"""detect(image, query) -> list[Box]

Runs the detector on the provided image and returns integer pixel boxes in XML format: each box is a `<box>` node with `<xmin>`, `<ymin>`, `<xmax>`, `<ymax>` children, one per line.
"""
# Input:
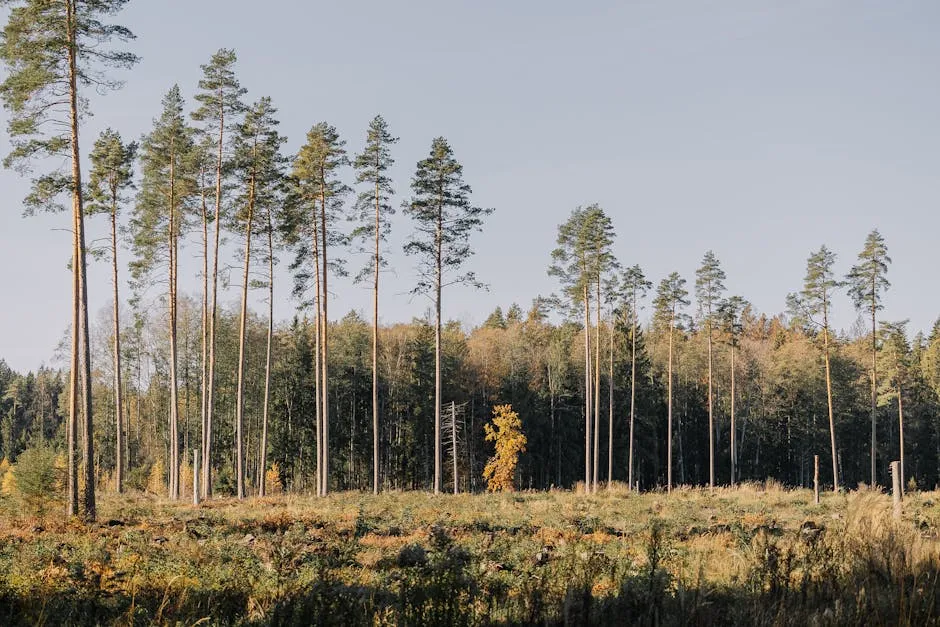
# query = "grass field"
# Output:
<box><xmin>1</xmin><ymin>484</ymin><xmax>939</xmax><ymax>625</ymax></box>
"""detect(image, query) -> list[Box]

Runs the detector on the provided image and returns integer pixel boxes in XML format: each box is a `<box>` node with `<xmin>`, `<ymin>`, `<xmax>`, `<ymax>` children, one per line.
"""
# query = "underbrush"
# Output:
<box><xmin>0</xmin><ymin>487</ymin><xmax>937</xmax><ymax>625</ymax></box>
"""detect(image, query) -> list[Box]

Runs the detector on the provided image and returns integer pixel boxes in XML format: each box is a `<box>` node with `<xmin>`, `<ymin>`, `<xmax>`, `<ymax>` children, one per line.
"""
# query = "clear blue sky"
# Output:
<box><xmin>1</xmin><ymin>1</ymin><xmax>939</xmax><ymax>373</ymax></box>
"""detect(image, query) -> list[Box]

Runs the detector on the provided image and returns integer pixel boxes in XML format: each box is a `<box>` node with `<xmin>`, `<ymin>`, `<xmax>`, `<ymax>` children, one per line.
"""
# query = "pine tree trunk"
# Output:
<box><xmin>583</xmin><ymin>284</ymin><xmax>591</xmax><ymax>491</ymax></box>
<box><xmin>898</xmin><ymin>382</ymin><xmax>905</xmax><ymax>496</ymax></box>
<box><xmin>234</xmin><ymin>174</ymin><xmax>255</xmax><ymax>500</ymax></box>
<box><xmin>433</xmin><ymin>199</ymin><xmax>443</xmax><ymax>495</ymax></box>
<box><xmin>628</xmin><ymin>294</ymin><xmax>637</xmax><ymax>492</ymax></box>
<box><xmin>111</xmin><ymin>202</ymin><xmax>124</xmax><ymax>493</ymax></box>
<box><xmin>730</xmin><ymin>338</ymin><xmax>736</xmax><ymax>486</ymax></box>
<box><xmin>667</xmin><ymin>310</ymin><xmax>674</xmax><ymax>493</ymax></box>
<box><xmin>373</xmin><ymin>179</ymin><xmax>380</xmax><ymax>495</ymax></box>
<box><xmin>259</xmin><ymin>213</ymin><xmax>273</xmax><ymax>497</ymax></box>
<box><xmin>204</xmin><ymin>90</ymin><xmax>226</xmax><ymax>499</ymax></box>
<box><xmin>607</xmin><ymin>315</ymin><xmax>614</xmax><ymax>487</ymax></box>
<box><xmin>871</xmin><ymin>298</ymin><xmax>877</xmax><ymax>487</ymax></box>
<box><xmin>168</xmin><ymin>153</ymin><xmax>180</xmax><ymax>500</ymax></box>
<box><xmin>66</xmin><ymin>0</ymin><xmax>95</xmax><ymax>520</ymax></box>
<box><xmin>593</xmin><ymin>278</ymin><xmax>600</xmax><ymax>492</ymax></box>
<box><xmin>68</xmin><ymin>194</ymin><xmax>79</xmax><ymax>518</ymax></box>
<box><xmin>319</xmin><ymin>177</ymin><xmax>330</xmax><ymax>496</ymax></box>
<box><xmin>199</xmin><ymin>173</ymin><xmax>209</xmax><ymax>500</ymax></box>
<box><xmin>823</xmin><ymin>300</ymin><xmax>838</xmax><ymax>492</ymax></box>
<box><xmin>707</xmin><ymin>312</ymin><xmax>714</xmax><ymax>490</ymax></box>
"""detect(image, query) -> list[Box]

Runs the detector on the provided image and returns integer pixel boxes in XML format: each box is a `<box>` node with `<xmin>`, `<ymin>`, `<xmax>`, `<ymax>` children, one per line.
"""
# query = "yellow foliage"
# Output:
<box><xmin>265</xmin><ymin>462</ymin><xmax>283</xmax><ymax>495</ymax></box>
<box><xmin>147</xmin><ymin>459</ymin><xmax>165</xmax><ymax>496</ymax></box>
<box><xmin>482</xmin><ymin>404</ymin><xmax>527</xmax><ymax>492</ymax></box>
<box><xmin>1</xmin><ymin>465</ymin><xmax>16</xmax><ymax>497</ymax></box>
<box><xmin>0</xmin><ymin>457</ymin><xmax>10</xmax><ymax>476</ymax></box>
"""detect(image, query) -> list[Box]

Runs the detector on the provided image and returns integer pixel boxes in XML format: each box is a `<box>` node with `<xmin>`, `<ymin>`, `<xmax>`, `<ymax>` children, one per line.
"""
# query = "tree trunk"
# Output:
<box><xmin>667</xmin><ymin>309</ymin><xmax>674</xmax><ymax>493</ymax></box>
<box><xmin>823</xmin><ymin>300</ymin><xmax>838</xmax><ymax>492</ymax></box>
<box><xmin>628</xmin><ymin>294</ymin><xmax>637</xmax><ymax>492</ymax></box>
<box><xmin>593</xmin><ymin>278</ymin><xmax>601</xmax><ymax>492</ymax></box>
<box><xmin>707</xmin><ymin>310</ymin><xmax>714</xmax><ymax>490</ymax></box>
<box><xmin>234</xmin><ymin>172</ymin><xmax>255</xmax><ymax>500</ymax></box>
<box><xmin>199</xmin><ymin>170</ymin><xmax>209</xmax><ymax>500</ymax></box>
<box><xmin>870</xmin><ymin>298</ymin><xmax>877</xmax><ymax>487</ymax></box>
<box><xmin>583</xmin><ymin>283</ymin><xmax>592</xmax><ymax>491</ymax></box>
<box><xmin>67</xmin><ymin>0</ymin><xmax>95</xmax><ymax>520</ymax></box>
<box><xmin>312</xmin><ymin>216</ymin><xmax>322</xmax><ymax>496</ymax></box>
<box><xmin>607</xmin><ymin>314</ymin><xmax>614</xmax><ymax>487</ymax></box>
<box><xmin>167</xmin><ymin>151</ymin><xmax>180</xmax><ymax>500</ymax></box>
<box><xmin>111</xmin><ymin>200</ymin><xmax>124</xmax><ymax>493</ymax></box>
<box><xmin>373</xmin><ymin>178</ymin><xmax>380</xmax><ymax>494</ymax></box>
<box><xmin>898</xmin><ymin>382</ymin><xmax>905</xmax><ymax>496</ymax></box>
<box><xmin>433</xmin><ymin>198</ymin><xmax>443</xmax><ymax>494</ymax></box>
<box><xmin>319</xmin><ymin>174</ymin><xmax>330</xmax><ymax>495</ymax></box>
<box><xmin>259</xmin><ymin>211</ymin><xmax>273</xmax><ymax>497</ymax></box>
<box><xmin>204</xmin><ymin>87</ymin><xmax>226</xmax><ymax>499</ymax></box>
<box><xmin>730</xmin><ymin>338</ymin><xmax>736</xmax><ymax>486</ymax></box>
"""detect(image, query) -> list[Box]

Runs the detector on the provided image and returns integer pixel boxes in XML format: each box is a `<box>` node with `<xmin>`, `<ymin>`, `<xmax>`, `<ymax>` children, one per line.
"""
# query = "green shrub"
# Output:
<box><xmin>12</xmin><ymin>445</ymin><xmax>60</xmax><ymax>517</ymax></box>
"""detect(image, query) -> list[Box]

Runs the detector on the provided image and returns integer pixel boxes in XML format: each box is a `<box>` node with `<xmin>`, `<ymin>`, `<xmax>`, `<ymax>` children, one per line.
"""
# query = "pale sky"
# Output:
<box><xmin>1</xmin><ymin>1</ymin><xmax>939</xmax><ymax>373</ymax></box>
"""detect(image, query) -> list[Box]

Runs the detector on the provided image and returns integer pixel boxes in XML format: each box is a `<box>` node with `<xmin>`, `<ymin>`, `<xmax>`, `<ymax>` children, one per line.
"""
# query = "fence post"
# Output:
<box><xmin>813</xmin><ymin>455</ymin><xmax>819</xmax><ymax>505</ymax></box>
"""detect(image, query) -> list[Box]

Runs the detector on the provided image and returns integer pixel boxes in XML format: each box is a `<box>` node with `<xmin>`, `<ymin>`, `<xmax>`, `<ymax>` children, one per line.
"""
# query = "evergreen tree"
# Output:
<box><xmin>695</xmin><ymin>251</ymin><xmax>726</xmax><ymax>489</ymax></box>
<box><xmin>879</xmin><ymin>320</ymin><xmax>909</xmax><ymax>492</ymax></box>
<box><xmin>289</xmin><ymin>122</ymin><xmax>350</xmax><ymax>495</ymax></box>
<box><xmin>788</xmin><ymin>246</ymin><xmax>842</xmax><ymax>492</ymax></box>
<box><xmin>191</xmin><ymin>48</ymin><xmax>246</xmax><ymax>498</ymax></box>
<box><xmin>548</xmin><ymin>205</ymin><xmax>614</xmax><ymax>491</ymax></box>
<box><xmin>718</xmin><ymin>295</ymin><xmax>748</xmax><ymax>485</ymax></box>
<box><xmin>231</xmin><ymin>97</ymin><xmax>286</xmax><ymax>499</ymax></box>
<box><xmin>0</xmin><ymin>0</ymin><xmax>137</xmax><ymax>521</ymax></box>
<box><xmin>846</xmin><ymin>229</ymin><xmax>890</xmax><ymax>487</ymax></box>
<box><xmin>352</xmin><ymin>115</ymin><xmax>398</xmax><ymax>494</ymax></box>
<box><xmin>653</xmin><ymin>272</ymin><xmax>689</xmax><ymax>492</ymax></box>
<box><xmin>620</xmin><ymin>265</ymin><xmax>651</xmax><ymax>491</ymax></box>
<box><xmin>404</xmin><ymin>137</ymin><xmax>493</xmax><ymax>494</ymax></box>
<box><xmin>131</xmin><ymin>85</ymin><xmax>199</xmax><ymax>500</ymax></box>
<box><xmin>87</xmin><ymin>128</ymin><xmax>136</xmax><ymax>493</ymax></box>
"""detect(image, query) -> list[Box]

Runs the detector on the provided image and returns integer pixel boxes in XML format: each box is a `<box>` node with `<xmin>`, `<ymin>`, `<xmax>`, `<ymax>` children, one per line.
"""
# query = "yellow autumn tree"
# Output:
<box><xmin>483</xmin><ymin>404</ymin><xmax>527</xmax><ymax>492</ymax></box>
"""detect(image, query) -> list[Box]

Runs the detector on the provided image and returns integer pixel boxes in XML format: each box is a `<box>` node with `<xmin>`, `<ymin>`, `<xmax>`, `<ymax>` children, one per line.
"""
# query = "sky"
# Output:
<box><xmin>1</xmin><ymin>1</ymin><xmax>939</xmax><ymax>373</ymax></box>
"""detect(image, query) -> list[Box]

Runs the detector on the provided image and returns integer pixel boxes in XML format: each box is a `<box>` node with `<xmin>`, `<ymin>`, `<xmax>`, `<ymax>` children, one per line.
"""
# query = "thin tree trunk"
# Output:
<box><xmin>730</xmin><ymin>337</ymin><xmax>736</xmax><ymax>486</ymax></box>
<box><xmin>204</xmin><ymin>85</ymin><xmax>226</xmax><ymax>499</ymax></box>
<box><xmin>583</xmin><ymin>284</ymin><xmax>592</xmax><ymax>491</ymax></box>
<box><xmin>707</xmin><ymin>310</ymin><xmax>714</xmax><ymax>490</ymax></box>
<box><xmin>628</xmin><ymin>294</ymin><xmax>637</xmax><ymax>492</ymax></box>
<box><xmin>372</xmin><ymin>178</ymin><xmax>380</xmax><ymax>494</ymax></box>
<box><xmin>319</xmin><ymin>174</ymin><xmax>330</xmax><ymax>496</ymax></box>
<box><xmin>823</xmin><ymin>300</ymin><xmax>838</xmax><ymax>492</ymax></box>
<box><xmin>199</xmin><ymin>169</ymin><xmax>209</xmax><ymax>499</ymax></box>
<box><xmin>67</xmin><ymin>0</ymin><xmax>95</xmax><ymax>520</ymax></box>
<box><xmin>433</xmin><ymin>198</ymin><xmax>442</xmax><ymax>494</ymax></box>
<box><xmin>607</xmin><ymin>314</ymin><xmax>614</xmax><ymax>487</ymax></box>
<box><xmin>667</xmin><ymin>309</ymin><xmax>674</xmax><ymax>493</ymax></box>
<box><xmin>111</xmin><ymin>199</ymin><xmax>124</xmax><ymax>493</ymax></box>
<box><xmin>259</xmin><ymin>210</ymin><xmax>273</xmax><ymax>497</ymax></box>
<box><xmin>68</xmin><ymin>189</ymin><xmax>79</xmax><ymax>518</ymax></box>
<box><xmin>870</xmin><ymin>297</ymin><xmax>877</xmax><ymax>487</ymax></box>
<box><xmin>234</xmin><ymin>171</ymin><xmax>256</xmax><ymax>500</ymax></box>
<box><xmin>593</xmin><ymin>278</ymin><xmax>601</xmax><ymax>492</ymax></box>
<box><xmin>452</xmin><ymin>402</ymin><xmax>458</xmax><ymax>494</ymax></box>
<box><xmin>167</xmin><ymin>151</ymin><xmax>180</xmax><ymax>500</ymax></box>
<box><xmin>898</xmin><ymin>382</ymin><xmax>905</xmax><ymax>496</ymax></box>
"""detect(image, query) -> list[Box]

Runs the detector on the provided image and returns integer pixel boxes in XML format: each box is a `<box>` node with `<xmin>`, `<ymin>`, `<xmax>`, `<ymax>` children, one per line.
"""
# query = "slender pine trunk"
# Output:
<box><xmin>204</xmin><ymin>91</ymin><xmax>226</xmax><ymax>498</ymax></box>
<box><xmin>259</xmin><ymin>211</ymin><xmax>273</xmax><ymax>497</ymax></box>
<box><xmin>312</xmin><ymin>213</ymin><xmax>322</xmax><ymax>496</ymax></box>
<box><xmin>607</xmin><ymin>313</ymin><xmax>613</xmax><ymax>487</ymax></box>
<box><xmin>583</xmin><ymin>284</ymin><xmax>591</xmax><ymax>491</ymax></box>
<box><xmin>898</xmin><ymin>382</ymin><xmax>905</xmax><ymax>496</ymax></box>
<box><xmin>372</xmin><ymin>178</ymin><xmax>381</xmax><ymax>494</ymax></box>
<box><xmin>234</xmin><ymin>172</ymin><xmax>255</xmax><ymax>500</ymax></box>
<box><xmin>730</xmin><ymin>336</ymin><xmax>736</xmax><ymax>486</ymax></box>
<box><xmin>433</xmin><ymin>198</ymin><xmax>442</xmax><ymax>494</ymax></box>
<box><xmin>593</xmin><ymin>278</ymin><xmax>600</xmax><ymax>492</ymax></box>
<box><xmin>823</xmin><ymin>298</ymin><xmax>838</xmax><ymax>492</ymax></box>
<box><xmin>167</xmin><ymin>152</ymin><xmax>180</xmax><ymax>500</ymax></box>
<box><xmin>667</xmin><ymin>308</ymin><xmax>674</xmax><ymax>493</ymax></box>
<box><xmin>707</xmin><ymin>310</ymin><xmax>714</xmax><ymax>490</ymax></box>
<box><xmin>628</xmin><ymin>296</ymin><xmax>637</xmax><ymax>492</ymax></box>
<box><xmin>111</xmin><ymin>197</ymin><xmax>124</xmax><ymax>493</ymax></box>
<box><xmin>199</xmin><ymin>171</ymin><xmax>209</xmax><ymax>499</ymax></box>
<box><xmin>870</xmin><ymin>295</ymin><xmax>877</xmax><ymax>487</ymax></box>
<box><xmin>319</xmin><ymin>174</ymin><xmax>330</xmax><ymax>496</ymax></box>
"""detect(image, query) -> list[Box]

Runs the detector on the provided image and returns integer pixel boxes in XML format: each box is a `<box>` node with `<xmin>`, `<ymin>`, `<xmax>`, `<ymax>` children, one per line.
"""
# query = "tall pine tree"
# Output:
<box><xmin>404</xmin><ymin>137</ymin><xmax>493</xmax><ymax>494</ymax></box>
<box><xmin>653</xmin><ymin>272</ymin><xmax>689</xmax><ymax>493</ymax></box>
<box><xmin>695</xmin><ymin>251</ymin><xmax>726</xmax><ymax>489</ymax></box>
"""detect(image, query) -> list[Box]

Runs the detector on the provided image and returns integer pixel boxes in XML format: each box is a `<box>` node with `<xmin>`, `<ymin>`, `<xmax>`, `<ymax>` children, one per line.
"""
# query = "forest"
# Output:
<box><xmin>2</xmin><ymin>1</ymin><xmax>940</xmax><ymax>519</ymax></box>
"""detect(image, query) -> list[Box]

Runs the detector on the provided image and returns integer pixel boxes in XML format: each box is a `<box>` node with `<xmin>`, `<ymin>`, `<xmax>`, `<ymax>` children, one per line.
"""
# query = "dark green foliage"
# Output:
<box><xmin>12</xmin><ymin>444</ymin><xmax>59</xmax><ymax>516</ymax></box>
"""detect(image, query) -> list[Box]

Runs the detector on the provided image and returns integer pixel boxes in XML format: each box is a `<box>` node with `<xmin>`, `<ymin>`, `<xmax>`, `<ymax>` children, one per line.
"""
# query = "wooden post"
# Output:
<box><xmin>813</xmin><ymin>455</ymin><xmax>819</xmax><ymax>505</ymax></box>
<box><xmin>891</xmin><ymin>460</ymin><xmax>901</xmax><ymax>519</ymax></box>
<box><xmin>193</xmin><ymin>449</ymin><xmax>200</xmax><ymax>506</ymax></box>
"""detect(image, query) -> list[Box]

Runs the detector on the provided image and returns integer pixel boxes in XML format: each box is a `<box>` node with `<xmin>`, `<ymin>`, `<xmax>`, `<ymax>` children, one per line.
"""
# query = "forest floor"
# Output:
<box><xmin>1</xmin><ymin>484</ymin><xmax>939</xmax><ymax>625</ymax></box>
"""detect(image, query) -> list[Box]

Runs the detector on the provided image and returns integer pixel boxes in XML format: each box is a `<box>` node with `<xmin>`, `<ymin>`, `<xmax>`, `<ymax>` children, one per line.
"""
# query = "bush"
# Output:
<box><xmin>12</xmin><ymin>445</ymin><xmax>60</xmax><ymax>516</ymax></box>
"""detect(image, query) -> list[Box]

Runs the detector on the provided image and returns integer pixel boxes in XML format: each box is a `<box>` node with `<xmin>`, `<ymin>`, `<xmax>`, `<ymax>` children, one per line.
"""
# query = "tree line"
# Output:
<box><xmin>3</xmin><ymin>1</ymin><xmax>938</xmax><ymax>521</ymax></box>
